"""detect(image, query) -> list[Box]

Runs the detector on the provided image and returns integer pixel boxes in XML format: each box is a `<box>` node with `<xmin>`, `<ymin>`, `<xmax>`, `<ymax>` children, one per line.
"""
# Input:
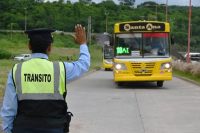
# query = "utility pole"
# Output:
<box><xmin>87</xmin><ymin>16</ymin><xmax>92</xmax><ymax>45</ymax></box>
<box><xmin>165</xmin><ymin>0</ymin><xmax>168</xmax><ymax>22</ymax></box>
<box><xmin>24</xmin><ymin>8</ymin><xmax>27</xmax><ymax>31</ymax></box>
<box><xmin>187</xmin><ymin>0</ymin><xmax>192</xmax><ymax>63</ymax></box>
<box><xmin>155</xmin><ymin>4</ymin><xmax>158</xmax><ymax>20</ymax></box>
<box><xmin>105</xmin><ymin>10</ymin><xmax>109</xmax><ymax>33</ymax></box>
<box><xmin>10</xmin><ymin>23</ymin><xmax>13</xmax><ymax>40</ymax></box>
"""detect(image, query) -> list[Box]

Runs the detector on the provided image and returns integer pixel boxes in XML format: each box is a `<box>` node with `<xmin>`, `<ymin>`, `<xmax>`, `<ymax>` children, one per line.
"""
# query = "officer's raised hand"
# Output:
<box><xmin>74</xmin><ymin>24</ymin><xmax>86</xmax><ymax>45</ymax></box>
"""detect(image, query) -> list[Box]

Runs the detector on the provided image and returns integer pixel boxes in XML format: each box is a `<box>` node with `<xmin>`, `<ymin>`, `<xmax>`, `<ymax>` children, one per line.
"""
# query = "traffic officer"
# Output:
<box><xmin>1</xmin><ymin>24</ymin><xmax>90</xmax><ymax>133</ymax></box>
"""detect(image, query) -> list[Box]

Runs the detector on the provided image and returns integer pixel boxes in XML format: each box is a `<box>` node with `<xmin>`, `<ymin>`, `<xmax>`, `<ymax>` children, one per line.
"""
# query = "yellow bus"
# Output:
<box><xmin>102</xmin><ymin>45</ymin><xmax>114</xmax><ymax>71</ymax></box>
<box><xmin>113</xmin><ymin>21</ymin><xmax>172</xmax><ymax>87</ymax></box>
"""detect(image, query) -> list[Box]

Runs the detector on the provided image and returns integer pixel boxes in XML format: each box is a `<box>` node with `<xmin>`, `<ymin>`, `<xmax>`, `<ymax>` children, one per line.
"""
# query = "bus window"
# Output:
<box><xmin>115</xmin><ymin>33</ymin><xmax>142</xmax><ymax>57</ymax></box>
<box><xmin>104</xmin><ymin>46</ymin><xmax>114</xmax><ymax>59</ymax></box>
<box><xmin>143</xmin><ymin>33</ymin><xmax>169</xmax><ymax>57</ymax></box>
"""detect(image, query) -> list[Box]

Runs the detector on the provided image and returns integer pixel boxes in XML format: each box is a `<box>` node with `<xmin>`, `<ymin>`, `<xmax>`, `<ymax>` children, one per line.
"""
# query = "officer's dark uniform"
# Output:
<box><xmin>12</xmin><ymin>29</ymin><xmax>71</xmax><ymax>133</ymax></box>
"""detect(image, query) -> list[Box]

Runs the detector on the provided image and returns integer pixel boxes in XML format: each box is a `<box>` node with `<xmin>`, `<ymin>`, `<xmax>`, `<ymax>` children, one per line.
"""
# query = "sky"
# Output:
<box><xmin>47</xmin><ymin>0</ymin><xmax>200</xmax><ymax>6</ymax></box>
<box><xmin>135</xmin><ymin>0</ymin><xmax>200</xmax><ymax>6</ymax></box>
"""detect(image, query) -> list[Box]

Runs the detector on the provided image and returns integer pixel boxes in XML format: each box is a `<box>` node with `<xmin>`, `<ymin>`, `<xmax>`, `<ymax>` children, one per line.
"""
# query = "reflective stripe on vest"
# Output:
<box><xmin>12</xmin><ymin>59</ymin><xmax>66</xmax><ymax>101</ymax></box>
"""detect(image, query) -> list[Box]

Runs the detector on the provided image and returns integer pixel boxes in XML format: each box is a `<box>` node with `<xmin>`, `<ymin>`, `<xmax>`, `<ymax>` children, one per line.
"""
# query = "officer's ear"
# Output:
<box><xmin>47</xmin><ymin>44</ymin><xmax>52</xmax><ymax>54</ymax></box>
<box><xmin>28</xmin><ymin>43</ymin><xmax>32</xmax><ymax>51</ymax></box>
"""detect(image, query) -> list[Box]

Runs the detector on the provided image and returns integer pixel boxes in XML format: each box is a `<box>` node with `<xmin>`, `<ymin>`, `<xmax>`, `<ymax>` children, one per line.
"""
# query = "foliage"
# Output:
<box><xmin>172</xmin><ymin>60</ymin><xmax>200</xmax><ymax>85</ymax></box>
<box><xmin>173</xmin><ymin>60</ymin><xmax>200</xmax><ymax>77</ymax></box>
<box><xmin>89</xmin><ymin>44</ymin><xmax>102</xmax><ymax>70</ymax></box>
<box><xmin>138</xmin><ymin>1</ymin><xmax>158</xmax><ymax>7</ymax></box>
<box><xmin>0</xmin><ymin>49</ymin><xmax>12</xmax><ymax>59</ymax></box>
<box><xmin>119</xmin><ymin>0</ymin><xmax>135</xmax><ymax>6</ymax></box>
<box><xmin>0</xmin><ymin>1</ymin><xmax>200</xmax><ymax>51</ymax></box>
<box><xmin>0</xmin><ymin>32</ymin><xmax>27</xmax><ymax>48</ymax></box>
<box><xmin>53</xmin><ymin>33</ymin><xmax>78</xmax><ymax>48</ymax></box>
<box><xmin>173</xmin><ymin>69</ymin><xmax>200</xmax><ymax>85</ymax></box>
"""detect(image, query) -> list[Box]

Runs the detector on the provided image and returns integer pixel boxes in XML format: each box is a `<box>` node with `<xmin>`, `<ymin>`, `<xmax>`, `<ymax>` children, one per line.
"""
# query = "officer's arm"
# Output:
<box><xmin>1</xmin><ymin>72</ymin><xmax>18</xmax><ymax>133</ymax></box>
<box><xmin>65</xmin><ymin>44</ymin><xmax>90</xmax><ymax>81</ymax></box>
<box><xmin>64</xmin><ymin>24</ymin><xmax>90</xmax><ymax>81</ymax></box>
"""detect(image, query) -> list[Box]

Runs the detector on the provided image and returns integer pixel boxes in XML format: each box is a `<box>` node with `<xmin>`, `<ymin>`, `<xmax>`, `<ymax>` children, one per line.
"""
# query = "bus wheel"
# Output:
<box><xmin>105</xmin><ymin>68</ymin><xmax>108</xmax><ymax>71</ymax></box>
<box><xmin>116</xmin><ymin>82</ymin><xmax>124</xmax><ymax>87</ymax></box>
<box><xmin>157</xmin><ymin>81</ymin><xmax>164</xmax><ymax>87</ymax></box>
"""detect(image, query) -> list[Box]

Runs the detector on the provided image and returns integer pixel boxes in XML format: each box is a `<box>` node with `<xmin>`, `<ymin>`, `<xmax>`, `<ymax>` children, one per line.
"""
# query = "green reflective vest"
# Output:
<box><xmin>12</xmin><ymin>58</ymin><xmax>66</xmax><ymax>101</ymax></box>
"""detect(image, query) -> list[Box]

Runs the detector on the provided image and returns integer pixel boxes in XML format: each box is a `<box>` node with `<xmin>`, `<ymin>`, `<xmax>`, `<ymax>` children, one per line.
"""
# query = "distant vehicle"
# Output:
<box><xmin>102</xmin><ymin>45</ymin><xmax>114</xmax><ymax>71</ymax></box>
<box><xmin>14</xmin><ymin>54</ymin><xmax>31</xmax><ymax>61</ymax></box>
<box><xmin>184</xmin><ymin>53</ymin><xmax>200</xmax><ymax>61</ymax></box>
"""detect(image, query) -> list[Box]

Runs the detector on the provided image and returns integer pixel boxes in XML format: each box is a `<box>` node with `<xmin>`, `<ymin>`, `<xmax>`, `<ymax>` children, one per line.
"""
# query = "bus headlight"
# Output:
<box><xmin>161</xmin><ymin>62</ymin><xmax>171</xmax><ymax>70</ymax></box>
<box><xmin>114</xmin><ymin>63</ymin><xmax>127</xmax><ymax>70</ymax></box>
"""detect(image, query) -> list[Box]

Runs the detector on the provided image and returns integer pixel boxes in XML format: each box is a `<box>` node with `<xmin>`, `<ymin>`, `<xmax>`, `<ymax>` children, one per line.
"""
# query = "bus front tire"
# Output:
<box><xmin>116</xmin><ymin>82</ymin><xmax>124</xmax><ymax>87</ymax></box>
<box><xmin>157</xmin><ymin>81</ymin><xmax>164</xmax><ymax>87</ymax></box>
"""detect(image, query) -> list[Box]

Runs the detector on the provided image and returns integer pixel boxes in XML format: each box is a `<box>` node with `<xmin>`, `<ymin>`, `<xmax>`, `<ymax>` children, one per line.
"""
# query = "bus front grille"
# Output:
<box><xmin>131</xmin><ymin>62</ymin><xmax>155</xmax><ymax>76</ymax></box>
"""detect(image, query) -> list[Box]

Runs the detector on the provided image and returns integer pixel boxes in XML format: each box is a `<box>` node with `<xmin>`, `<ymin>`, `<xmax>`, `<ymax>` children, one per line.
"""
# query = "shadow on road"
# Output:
<box><xmin>114</xmin><ymin>82</ymin><xmax>169</xmax><ymax>90</ymax></box>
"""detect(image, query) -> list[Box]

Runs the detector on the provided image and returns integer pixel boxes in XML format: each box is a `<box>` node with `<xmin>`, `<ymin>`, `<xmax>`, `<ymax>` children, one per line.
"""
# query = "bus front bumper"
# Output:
<box><xmin>103</xmin><ymin>63</ymin><xmax>113</xmax><ymax>69</ymax></box>
<box><xmin>113</xmin><ymin>72</ymin><xmax>172</xmax><ymax>82</ymax></box>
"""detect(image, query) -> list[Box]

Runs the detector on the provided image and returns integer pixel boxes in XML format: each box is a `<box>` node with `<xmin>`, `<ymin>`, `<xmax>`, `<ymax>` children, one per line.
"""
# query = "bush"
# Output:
<box><xmin>173</xmin><ymin>60</ymin><xmax>200</xmax><ymax>77</ymax></box>
<box><xmin>182</xmin><ymin>63</ymin><xmax>193</xmax><ymax>73</ymax></box>
<box><xmin>53</xmin><ymin>34</ymin><xmax>78</xmax><ymax>48</ymax></box>
<box><xmin>0</xmin><ymin>49</ymin><xmax>12</xmax><ymax>59</ymax></box>
<box><xmin>191</xmin><ymin>63</ymin><xmax>200</xmax><ymax>77</ymax></box>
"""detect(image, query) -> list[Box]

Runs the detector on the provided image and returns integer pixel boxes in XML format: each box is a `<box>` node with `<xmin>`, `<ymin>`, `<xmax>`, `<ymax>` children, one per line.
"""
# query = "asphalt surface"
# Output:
<box><xmin>67</xmin><ymin>70</ymin><xmax>200</xmax><ymax>133</ymax></box>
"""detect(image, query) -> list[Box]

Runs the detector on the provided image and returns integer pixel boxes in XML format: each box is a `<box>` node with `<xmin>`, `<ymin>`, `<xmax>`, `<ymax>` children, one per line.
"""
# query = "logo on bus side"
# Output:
<box><xmin>122</xmin><ymin>23</ymin><xmax>164</xmax><ymax>32</ymax></box>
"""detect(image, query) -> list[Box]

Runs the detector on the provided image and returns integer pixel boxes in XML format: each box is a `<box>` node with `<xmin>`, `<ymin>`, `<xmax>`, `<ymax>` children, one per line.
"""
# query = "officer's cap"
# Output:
<box><xmin>25</xmin><ymin>28</ymin><xmax>55</xmax><ymax>44</ymax></box>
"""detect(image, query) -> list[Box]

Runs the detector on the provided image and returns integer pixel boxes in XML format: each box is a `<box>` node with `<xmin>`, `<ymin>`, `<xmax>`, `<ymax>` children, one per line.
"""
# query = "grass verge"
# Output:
<box><xmin>89</xmin><ymin>45</ymin><xmax>102</xmax><ymax>71</ymax></box>
<box><xmin>173</xmin><ymin>69</ymin><xmax>200</xmax><ymax>85</ymax></box>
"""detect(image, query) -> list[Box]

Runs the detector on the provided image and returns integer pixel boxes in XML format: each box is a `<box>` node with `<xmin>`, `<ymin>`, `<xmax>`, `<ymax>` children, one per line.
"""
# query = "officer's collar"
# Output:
<box><xmin>31</xmin><ymin>53</ymin><xmax>49</xmax><ymax>59</ymax></box>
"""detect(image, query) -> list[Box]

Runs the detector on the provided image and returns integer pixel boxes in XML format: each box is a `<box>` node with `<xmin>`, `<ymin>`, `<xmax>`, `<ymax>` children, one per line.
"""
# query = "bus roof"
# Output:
<box><xmin>114</xmin><ymin>21</ymin><xmax>170</xmax><ymax>33</ymax></box>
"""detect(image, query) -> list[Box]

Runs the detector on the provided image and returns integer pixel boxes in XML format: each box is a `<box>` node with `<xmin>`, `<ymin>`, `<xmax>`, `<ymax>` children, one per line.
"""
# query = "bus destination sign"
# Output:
<box><xmin>119</xmin><ymin>22</ymin><xmax>165</xmax><ymax>32</ymax></box>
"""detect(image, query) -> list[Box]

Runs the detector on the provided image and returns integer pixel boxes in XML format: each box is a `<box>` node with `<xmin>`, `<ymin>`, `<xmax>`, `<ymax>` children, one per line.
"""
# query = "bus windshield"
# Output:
<box><xmin>115</xmin><ymin>33</ymin><xmax>169</xmax><ymax>58</ymax></box>
<box><xmin>104</xmin><ymin>46</ymin><xmax>114</xmax><ymax>59</ymax></box>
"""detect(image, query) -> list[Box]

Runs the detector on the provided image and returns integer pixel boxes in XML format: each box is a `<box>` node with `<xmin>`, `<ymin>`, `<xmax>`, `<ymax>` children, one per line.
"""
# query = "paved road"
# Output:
<box><xmin>67</xmin><ymin>70</ymin><xmax>200</xmax><ymax>133</ymax></box>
